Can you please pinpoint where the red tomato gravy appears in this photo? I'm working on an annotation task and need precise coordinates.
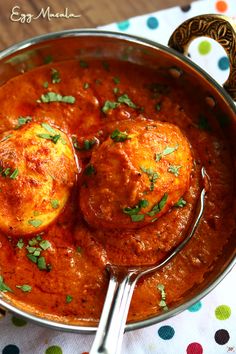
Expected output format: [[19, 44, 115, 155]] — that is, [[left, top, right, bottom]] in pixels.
[[0, 59, 235, 325]]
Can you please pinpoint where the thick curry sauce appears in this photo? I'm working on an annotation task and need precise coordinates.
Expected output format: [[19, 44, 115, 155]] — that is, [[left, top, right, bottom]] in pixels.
[[0, 59, 235, 324]]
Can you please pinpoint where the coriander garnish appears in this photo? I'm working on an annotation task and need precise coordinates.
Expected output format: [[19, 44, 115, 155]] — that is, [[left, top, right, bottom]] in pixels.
[[110, 129, 131, 142], [168, 165, 182, 177], [26, 236, 52, 271], [0, 134, 13, 142], [39, 240, 51, 250], [113, 77, 120, 84], [43, 81, 49, 89], [147, 193, 168, 217], [174, 197, 187, 208], [51, 199, 59, 209], [44, 55, 53, 64], [37, 92, 75, 104], [0, 167, 19, 179], [102, 100, 119, 114], [15, 116, 32, 129], [131, 214, 145, 222], [28, 219, 43, 228], [37, 256, 47, 270], [123, 199, 148, 222], [0, 276, 13, 293], [72, 136, 96, 151], [66, 295, 73, 303], [38, 123, 65, 145], [140, 166, 159, 191], [157, 284, 168, 311], [27, 254, 37, 263], [16, 238, 24, 249], [41, 123, 56, 134], [16, 284, 32, 292], [83, 82, 90, 89], [51, 68, 61, 84], [117, 94, 137, 108], [155, 144, 179, 162], [155, 102, 162, 112], [9, 168, 19, 179], [113, 87, 119, 95], [37, 133, 61, 144], [84, 164, 95, 176]]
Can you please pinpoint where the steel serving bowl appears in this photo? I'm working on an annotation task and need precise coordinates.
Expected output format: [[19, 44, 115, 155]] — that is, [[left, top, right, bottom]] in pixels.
[[0, 14, 235, 333]]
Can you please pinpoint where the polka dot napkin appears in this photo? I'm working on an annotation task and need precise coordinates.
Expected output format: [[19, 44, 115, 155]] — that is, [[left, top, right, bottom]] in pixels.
[[1, 0, 235, 353]]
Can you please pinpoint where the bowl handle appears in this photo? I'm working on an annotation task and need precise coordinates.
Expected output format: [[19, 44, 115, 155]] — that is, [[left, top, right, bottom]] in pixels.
[[168, 14, 236, 101]]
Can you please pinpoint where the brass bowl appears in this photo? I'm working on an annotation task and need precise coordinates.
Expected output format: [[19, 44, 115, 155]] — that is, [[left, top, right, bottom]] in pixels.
[[0, 14, 235, 333]]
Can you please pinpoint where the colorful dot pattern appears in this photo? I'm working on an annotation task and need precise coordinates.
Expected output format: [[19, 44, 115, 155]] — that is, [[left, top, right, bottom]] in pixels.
[[100, 0, 235, 86], [0, 1, 236, 353]]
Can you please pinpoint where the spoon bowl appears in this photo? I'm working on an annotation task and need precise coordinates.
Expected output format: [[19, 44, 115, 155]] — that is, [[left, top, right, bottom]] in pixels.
[[90, 167, 206, 354]]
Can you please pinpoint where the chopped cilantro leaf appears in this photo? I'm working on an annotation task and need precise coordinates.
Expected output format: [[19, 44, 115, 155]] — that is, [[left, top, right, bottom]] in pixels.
[[110, 129, 131, 142], [147, 193, 168, 217], [41, 123, 56, 134], [29, 238, 38, 246], [77, 246, 82, 253], [2, 168, 11, 177], [51, 199, 59, 209], [157, 283, 168, 311], [51, 68, 61, 84], [131, 214, 145, 222], [84, 164, 95, 176], [155, 145, 179, 162], [37, 256, 47, 270], [0, 134, 13, 142], [174, 197, 187, 208], [44, 55, 53, 64], [140, 166, 159, 191], [16, 239, 24, 249], [83, 82, 90, 89], [10, 168, 19, 179], [113, 87, 119, 95], [123, 199, 148, 222], [43, 81, 49, 89], [113, 77, 120, 84], [66, 295, 73, 303], [16, 284, 32, 292], [117, 94, 137, 109], [168, 165, 182, 177], [155, 102, 162, 112], [102, 100, 119, 114], [27, 254, 38, 263], [38, 92, 75, 104], [72, 136, 96, 151], [15, 116, 32, 129], [37, 133, 61, 144], [28, 219, 43, 228], [0, 276, 13, 293], [26, 246, 37, 254], [39, 240, 51, 250]]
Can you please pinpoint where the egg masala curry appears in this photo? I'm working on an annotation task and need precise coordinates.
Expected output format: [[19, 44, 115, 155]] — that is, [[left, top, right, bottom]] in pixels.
[[0, 59, 234, 324]]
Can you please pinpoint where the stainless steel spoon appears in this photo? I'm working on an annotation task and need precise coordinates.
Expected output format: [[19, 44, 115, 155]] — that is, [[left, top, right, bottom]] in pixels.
[[90, 167, 206, 354]]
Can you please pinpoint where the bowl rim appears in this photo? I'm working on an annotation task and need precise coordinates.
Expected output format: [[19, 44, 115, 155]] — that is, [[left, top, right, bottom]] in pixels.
[[0, 28, 235, 333]]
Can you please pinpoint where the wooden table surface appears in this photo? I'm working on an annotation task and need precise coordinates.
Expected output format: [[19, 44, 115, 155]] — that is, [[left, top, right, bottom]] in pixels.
[[0, 0, 194, 50]]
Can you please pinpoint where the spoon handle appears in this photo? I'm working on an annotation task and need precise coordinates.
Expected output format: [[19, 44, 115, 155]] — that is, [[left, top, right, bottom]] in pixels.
[[90, 266, 140, 354]]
